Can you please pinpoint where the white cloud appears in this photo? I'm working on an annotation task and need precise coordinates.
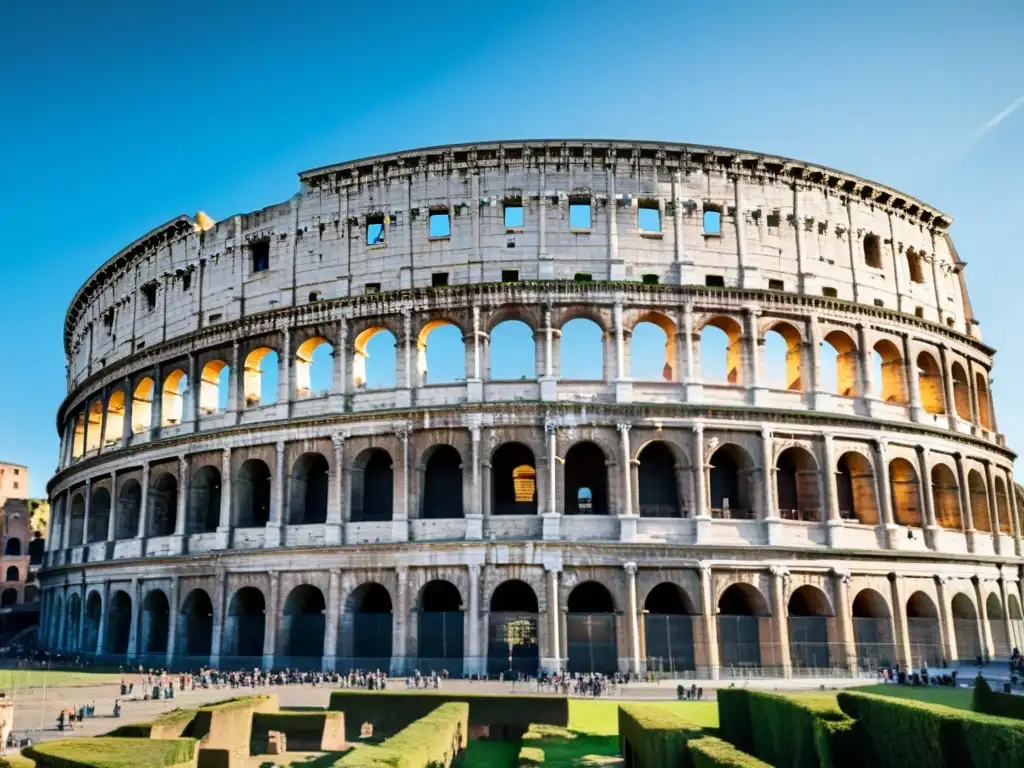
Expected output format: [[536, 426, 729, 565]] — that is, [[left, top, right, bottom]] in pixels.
[[970, 94, 1024, 144]]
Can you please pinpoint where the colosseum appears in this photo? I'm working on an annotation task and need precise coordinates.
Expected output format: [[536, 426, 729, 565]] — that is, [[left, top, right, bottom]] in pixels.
[[38, 139, 1023, 679]]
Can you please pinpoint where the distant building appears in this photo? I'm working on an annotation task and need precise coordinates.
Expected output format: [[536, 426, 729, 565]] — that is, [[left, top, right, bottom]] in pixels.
[[0, 463, 41, 637]]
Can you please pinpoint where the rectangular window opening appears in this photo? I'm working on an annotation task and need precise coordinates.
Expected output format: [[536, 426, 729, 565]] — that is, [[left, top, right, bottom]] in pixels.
[[641, 274, 659, 285], [822, 287, 838, 298], [504, 203, 524, 230], [251, 240, 270, 273], [428, 211, 451, 239], [766, 212, 781, 228], [914, 306, 925, 318], [569, 201, 592, 230], [501, 269, 520, 283], [637, 200, 661, 233], [431, 272, 449, 287], [873, 299, 885, 308], [365, 283, 381, 294], [366, 215, 386, 246], [142, 283, 157, 311], [182, 272, 192, 292], [705, 275, 725, 288], [703, 207, 722, 235], [768, 279, 784, 291], [574, 272, 593, 283], [102, 309, 114, 331]]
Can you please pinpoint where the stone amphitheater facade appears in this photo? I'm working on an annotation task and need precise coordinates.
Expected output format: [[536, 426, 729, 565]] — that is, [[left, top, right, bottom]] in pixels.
[[38, 139, 1024, 678]]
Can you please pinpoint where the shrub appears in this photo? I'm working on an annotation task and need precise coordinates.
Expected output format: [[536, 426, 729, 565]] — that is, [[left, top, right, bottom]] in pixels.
[[716, 689, 753, 753], [617, 703, 703, 768], [837, 690, 1024, 768], [101, 723, 153, 738], [335, 702, 469, 768], [328, 690, 567, 741], [688, 736, 772, 767], [517, 746, 544, 766], [251, 711, 345, 752], [745, 692, 860, 768], [23, 737, 197, 768], [973, 675, 1024, 720]]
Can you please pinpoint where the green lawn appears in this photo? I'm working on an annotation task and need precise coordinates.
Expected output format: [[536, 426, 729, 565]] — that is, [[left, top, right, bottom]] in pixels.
[[850, 683, 974, 711], [0, 669, 122, 690]]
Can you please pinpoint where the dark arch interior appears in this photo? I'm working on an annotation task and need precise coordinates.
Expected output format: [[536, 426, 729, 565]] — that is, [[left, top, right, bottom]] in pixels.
[[422, 446, 463, 519], [143, 590, 170, 655], [353, 449, 393, 522], [116, 480, 141, 540], [237, 460, 271, 527], [181, 589, 214, 658], [788, 587, 831, 617], [189, 465, 222, 534], [490, 580, 539, 613], [283, 585, 326, 662], [350, 583, 393, 669], [951, 594, 976, 620], [106, 591, 132, 655], [718, 584, 765, 616], [4, 566, 17, 582], [229, 587, 266, 659], [568, 581, 615, 613], [852, 589, 889, 618], [69, 495, 85, 545], [420, 580, 462, 611], [637, 442, 680, 518], [492, 442, 537, 515], [564, 442, 608, 515], [709, 447, 744, 514], [352, 583, 393, 613], [644, 583, 695, 614], [906, 592, 938, 619], [83, 592, 102, 651], [87, 487, 111, 543], [28, 536, 44, 565], [290, 453, 329, 525], [149, 473, 178, 537]]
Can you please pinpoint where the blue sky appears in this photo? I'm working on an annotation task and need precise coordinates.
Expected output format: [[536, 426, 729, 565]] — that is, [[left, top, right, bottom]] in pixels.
[[1, 0, 1022, 497]]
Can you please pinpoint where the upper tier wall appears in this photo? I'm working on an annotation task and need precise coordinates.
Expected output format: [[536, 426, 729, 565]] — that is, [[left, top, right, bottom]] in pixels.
[[64, 140, 973, 392]]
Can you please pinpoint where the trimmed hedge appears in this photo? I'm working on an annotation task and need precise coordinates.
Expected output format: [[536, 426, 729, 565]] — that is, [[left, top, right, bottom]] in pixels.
[[617, 703, 704, 768], [251, 710, 346, 752], [328, 690, 567, 741], [973, 675, 1024, 720], [837, 690, 1024, 768], [744, 691, 861, 768], [715, 690, 753, 753], [688, 736, 772, 768], [335, 702, 469, 768], [23, 737, 197, 768], [517, 746, 544, 766]]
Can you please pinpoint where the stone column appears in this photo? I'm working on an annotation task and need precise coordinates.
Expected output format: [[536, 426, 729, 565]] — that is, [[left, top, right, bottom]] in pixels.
[[682, 303, 700, 400], [698, 563, 719, 679], [150, 363, 163, 438], [770, 566, 792, 677], [1007, 467, 1022, 556], [174, 455, 189, 542], [617, 422, 636, 542], [94, 581, 108, 656], [333, 318, 348, 398], [393, 567, 409, 674], [545, 422, 558, 517], [121, 376, 133, 448], [693, 424, 710, 542], [278, 326, 292, 413], [187, 351, 198, 428], [874, 440, 896, 548], [624, 562, 641, 674], [1000, 576, 1015, 660], [107, 472, 118, 543], [545, 566, 561, 673], [935, 575, 957, 663], [207, 569, 226, 667], [82, 477, 92, 548], [831, 569, 856, 673], [323, 568, 341, 672], [744, 306, 762, 403], [984, 460, 1004, 553], [954, 453, 976, 549], [228, 341, 240, 422], [938, 345, 957, 427], [808, 314, 824, 405], [918, 446, 939, 549], [467, 564, 481, 675], [402, 310, 413, 400], [138, 463, 150, 542], [394, 425, 410, 542], [265, 440, 285, 547], [974, 577, 995, 660], [327, 434, 344, 546], [467, 428, 482, 540], [857, 324, 875, 400], [166, 575, 180, 667], [126, 577, 141, 659], [98, 387, 109, 451], [903, 335, 923, 420], [823, 435, 841, 545], [762, 428, 781, 544], [613, 301, 631, 402], [217, 448, 232, 548], [263, 571, 279, 668], [889, 574, 911, 668]]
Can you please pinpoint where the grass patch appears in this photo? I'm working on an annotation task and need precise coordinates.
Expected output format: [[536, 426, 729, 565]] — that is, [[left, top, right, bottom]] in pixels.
[[848, 684, 974, 711], [0, 670, 121, 690], [461, 739, 523, 767]]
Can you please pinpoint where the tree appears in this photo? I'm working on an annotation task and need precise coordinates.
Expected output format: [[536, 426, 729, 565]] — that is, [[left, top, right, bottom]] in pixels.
[[28, 499, 49, 538]]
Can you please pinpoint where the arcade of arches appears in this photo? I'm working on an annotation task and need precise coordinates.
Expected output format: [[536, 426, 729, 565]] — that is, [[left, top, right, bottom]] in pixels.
[[39, 565, 1024, 677]]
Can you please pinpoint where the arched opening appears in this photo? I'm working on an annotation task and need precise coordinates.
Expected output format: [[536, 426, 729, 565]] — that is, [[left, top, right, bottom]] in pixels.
[[87, 487, 111, 544], [161, 369, 189, 426], [85, 400, 102, 452], [775, 447, 820, 522], [763, 322, 803, 391], [226, 587, 265, 662], [350, 449, 393, 522], [566, 582, 617, 674], [950, 593, 980, 661], [717, 583, 769, 671], [700, 316, 742, 384], [988, 593, 1009, 658], [23, 585, 38, 603], [353, 327, 397, 389], [348, 583, 393, 671], [851, 589, 893, 670], [1008, 595, 1024, 653], [180, 589, 214, 663], [83, 591, 101, 653], [630, 313, 676, 381], [142, 590, 170, 656], [889, 458, 922, 527], [788, 586, 832, 670], [417, 321, 465, 385], [488, 320, 536, 380], [916, 352, 945, 415], [4, 566, 16, 582], [968, 470, 992, 533], [69, 493, 86, 546], [863, 233, 882, 269], [104, 390, 125, 446], [65, 593, 81, 652], [488, 580, 540, 676], [243, 347, 278, 406], [199, 360, 230, 414], [643, 583, 696, 674], [637, 441, 681, 517], [821, 331, 859, 397], [51, 596, 64, 651], [491, 443, 537, 515], [3, 537, 19, 558], [836, 452, 878, 524], [131, 378, 154, 434], [994, 477, 1012, 535], [906, 248, 925, 284], [289, 453, 329, 525], [709, 445, 752, 519], [421, 445, 463, 519], [564, 442, 609, 515], [116, 480, 141, 540], [148, 473, 178, 537], [872, 340, 906, 404], [28, 536, 43, 565], [295, 337, 333, 399], [417, 580, 464, 674], [72, 413, 85, 458], [188, 466, 221, 534], [906, 591, 942, 668], [951, 363, 971, 420], [281, 585, 326, 668], [236, 459, 271, 528], [105, 590, 132, 656], [560, 318, 604, 380], [930, 465, 962, 530], [0, 589, 17, 608]]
